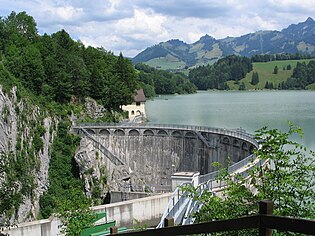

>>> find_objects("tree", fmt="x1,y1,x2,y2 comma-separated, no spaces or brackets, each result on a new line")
19,44,45,94
187,123,315,234
101,53,139,110
251,72,259,85
287,64,292,70
3,11,38,46
273,65,278,74
57,188,96,236
239,82,245,90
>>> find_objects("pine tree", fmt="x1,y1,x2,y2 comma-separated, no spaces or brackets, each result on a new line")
251,72,259,85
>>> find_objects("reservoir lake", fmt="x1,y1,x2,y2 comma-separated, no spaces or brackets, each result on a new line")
146,90,315,151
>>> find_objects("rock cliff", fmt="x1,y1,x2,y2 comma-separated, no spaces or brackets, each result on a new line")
0,86,57,223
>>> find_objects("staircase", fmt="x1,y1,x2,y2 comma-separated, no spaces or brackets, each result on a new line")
80,127,125,166
195,131,216,149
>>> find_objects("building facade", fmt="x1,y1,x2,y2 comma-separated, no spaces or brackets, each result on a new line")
121,89,146,122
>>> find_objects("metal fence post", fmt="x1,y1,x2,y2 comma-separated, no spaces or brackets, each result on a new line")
110,226,118,234
164,217,174,227
259,200,273,236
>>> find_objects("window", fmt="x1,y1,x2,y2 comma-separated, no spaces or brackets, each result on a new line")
136,102,141,106
131,111,135,115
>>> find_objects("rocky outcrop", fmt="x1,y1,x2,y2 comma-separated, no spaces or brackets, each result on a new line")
0,86,57,223
74,135,148,201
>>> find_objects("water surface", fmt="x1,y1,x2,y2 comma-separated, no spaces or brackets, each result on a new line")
146,90,315,150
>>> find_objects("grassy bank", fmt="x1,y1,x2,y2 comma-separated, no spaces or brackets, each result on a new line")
227,59,314,90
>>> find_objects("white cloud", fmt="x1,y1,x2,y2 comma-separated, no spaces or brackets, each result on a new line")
0,0,313,57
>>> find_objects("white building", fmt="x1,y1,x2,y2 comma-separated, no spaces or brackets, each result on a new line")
121,89,146,122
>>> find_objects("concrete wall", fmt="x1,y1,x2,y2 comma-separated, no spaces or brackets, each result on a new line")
88,127,255,192
110,191,156,203
3,193,172,236
2,217,62,236
94,193,172,227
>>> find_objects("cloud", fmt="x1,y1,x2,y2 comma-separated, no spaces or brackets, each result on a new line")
135,0,231,19
0,0,314,57
79,8,170,56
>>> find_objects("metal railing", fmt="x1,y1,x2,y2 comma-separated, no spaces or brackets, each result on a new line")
158,155,266,228
74,123,259,147
109,201,315,236
79,127,125,166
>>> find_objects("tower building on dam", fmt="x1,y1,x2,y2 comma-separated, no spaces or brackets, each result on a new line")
73,124,258,198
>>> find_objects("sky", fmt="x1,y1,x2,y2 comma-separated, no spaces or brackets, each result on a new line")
0,0,314,57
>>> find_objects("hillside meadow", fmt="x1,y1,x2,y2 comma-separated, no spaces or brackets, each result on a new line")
227,59,315,90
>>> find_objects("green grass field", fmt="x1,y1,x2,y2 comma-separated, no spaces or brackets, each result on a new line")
306,83,315,90
146,54,186,70
227,59,314,90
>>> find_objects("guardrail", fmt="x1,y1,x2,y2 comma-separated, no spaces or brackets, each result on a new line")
74,123,259,148
79,127,125,166
108,201,315,236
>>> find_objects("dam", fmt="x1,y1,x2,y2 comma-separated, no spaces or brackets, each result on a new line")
73,123,258,193
4,124,259,235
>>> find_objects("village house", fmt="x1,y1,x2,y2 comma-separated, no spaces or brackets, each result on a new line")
121,89,146,122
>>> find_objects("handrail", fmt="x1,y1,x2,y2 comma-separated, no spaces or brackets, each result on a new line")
195,131,216,149
156,182,192,228
79,127,125,166
111,201,315,235
158,156,266,227
74,123,259,148
199,153,257,184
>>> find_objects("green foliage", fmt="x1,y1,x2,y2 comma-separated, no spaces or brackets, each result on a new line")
227,58,314,90
33,124,45,152
238,82,245,90
135,63,196,96
187,123,314,235
273,65,279,74
264,81,274,89
57,188,96,236
0,11,139,111
251,53,314,62
250,72,259,85
39,120,84,219
283,60,315,89
189,55,252,90
253,123,315,218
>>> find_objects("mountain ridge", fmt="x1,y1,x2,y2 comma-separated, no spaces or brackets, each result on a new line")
132,17,315,70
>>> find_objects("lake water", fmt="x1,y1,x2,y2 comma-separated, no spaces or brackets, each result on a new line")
146,90,315,151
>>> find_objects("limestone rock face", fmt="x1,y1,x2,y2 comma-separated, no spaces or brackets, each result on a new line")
74,135,147,200
0,86,57,223
84,97,106,120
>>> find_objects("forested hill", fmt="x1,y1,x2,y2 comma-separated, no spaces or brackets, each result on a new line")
0,11,197,226
188,55,253,90
135,63,196,97
0,11,196,108
0,11,139,112
133,17,315,71
188,54,315,91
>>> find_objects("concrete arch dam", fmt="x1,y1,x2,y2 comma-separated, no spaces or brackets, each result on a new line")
73,124,258,193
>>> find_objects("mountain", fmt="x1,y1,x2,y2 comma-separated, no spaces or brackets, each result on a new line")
132,17,315,70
